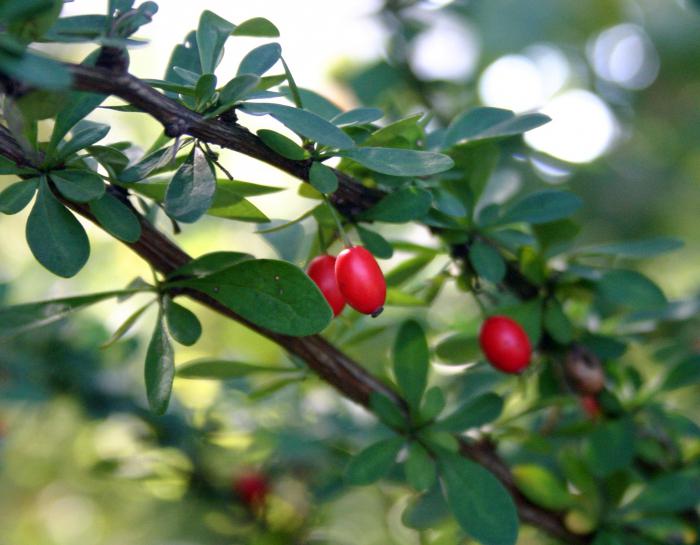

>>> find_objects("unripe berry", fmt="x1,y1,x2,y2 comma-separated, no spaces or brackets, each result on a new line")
335,246,386,316
233,471,269,507
479,315,532,373
307,255,346,317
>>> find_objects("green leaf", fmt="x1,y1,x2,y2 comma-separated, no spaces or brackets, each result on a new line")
660,355,700,391
625,469,700,513
575,237,684,259
356,225,393,259
444,107,550,147
435,393,503,432
207,180,270,223
469,240,505,283
496,299,543,346
402,486,450,530
370,391,407,430
171,259,332,336
164,297,202,346
101,300,154,349
144,312,175,415
232,17,280,37
241,102,354,149
439,452,518,545
164,147,216,223
345,437,404,485
48,92,106,154
0,290,133,342
56,122,110,160
418,430,459,453
309,162,338,194
386,288,426,307
168,251,253,278
0,49,71,91
26,178,89,277
279,86,342,119
89,192,141,243
419,386,446,423
332,107,383,126
197,10,235,74
237,42,282,76
257,128,306,160
586,417,636,476
543,299,574,344
393,319,429,411
361,187,432,223
51,169,105,202
176,359,294,379
405,442,436,491
596,270,666,311
435,333,481,364
0,178,38,214
512,465,573,510
385,254,434,286
339,147,454,176
501,190,582,225
194,73,217,108
216,74,260,109
118,145,176,183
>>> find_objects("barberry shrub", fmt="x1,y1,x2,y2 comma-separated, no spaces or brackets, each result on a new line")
0,2,698,544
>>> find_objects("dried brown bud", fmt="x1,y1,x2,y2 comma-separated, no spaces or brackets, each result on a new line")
565,344,605,395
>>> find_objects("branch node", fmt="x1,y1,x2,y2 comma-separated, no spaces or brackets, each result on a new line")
164,118,189,138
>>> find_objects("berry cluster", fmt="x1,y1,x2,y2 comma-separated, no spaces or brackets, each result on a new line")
307,246,386,318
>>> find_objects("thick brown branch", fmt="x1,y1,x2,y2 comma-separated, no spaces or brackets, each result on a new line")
66,64,383,218
0,86,587,544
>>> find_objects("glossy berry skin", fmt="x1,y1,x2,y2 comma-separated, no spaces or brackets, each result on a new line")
580,395,601,419
479,315,532,373
335,246,386,316
233,471,269,507
307,255,346,317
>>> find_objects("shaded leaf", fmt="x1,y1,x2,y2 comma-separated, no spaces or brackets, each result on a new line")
345,437,404,485
356,225,393,259
435,393,503,432
597,270,666,311
469,240,505,283
309,162,338,193
439,452,519,545
144,313,174,415
257,128,306,160
0,178,38,214
26,178,89,277
232,17,279,37
444,107,550,147
361,187,432,223
237,42,282,76
501,190,582,225
197,10,235,74
164,147,216,223
405,442,436,491
340,147,454,176
241,102,353,149
89,192,141,243
394,319,429,411
51,169,105,202
164,297,202,346
177,359,295,379
171,259,332,336
0,290,134,342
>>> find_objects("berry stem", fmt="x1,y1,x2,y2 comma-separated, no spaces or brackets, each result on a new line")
323,195,352,247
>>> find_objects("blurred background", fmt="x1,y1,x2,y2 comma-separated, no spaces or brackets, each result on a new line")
1,0,699,543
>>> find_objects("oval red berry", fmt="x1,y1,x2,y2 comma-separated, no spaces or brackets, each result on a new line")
335,246,386,316
307,254,346,317
479,315,532,373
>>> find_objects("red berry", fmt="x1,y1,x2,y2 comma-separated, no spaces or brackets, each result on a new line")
335,246,386,316
307,255,346,317
580,395,601,418
233,471,269,507
479,315,532,373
